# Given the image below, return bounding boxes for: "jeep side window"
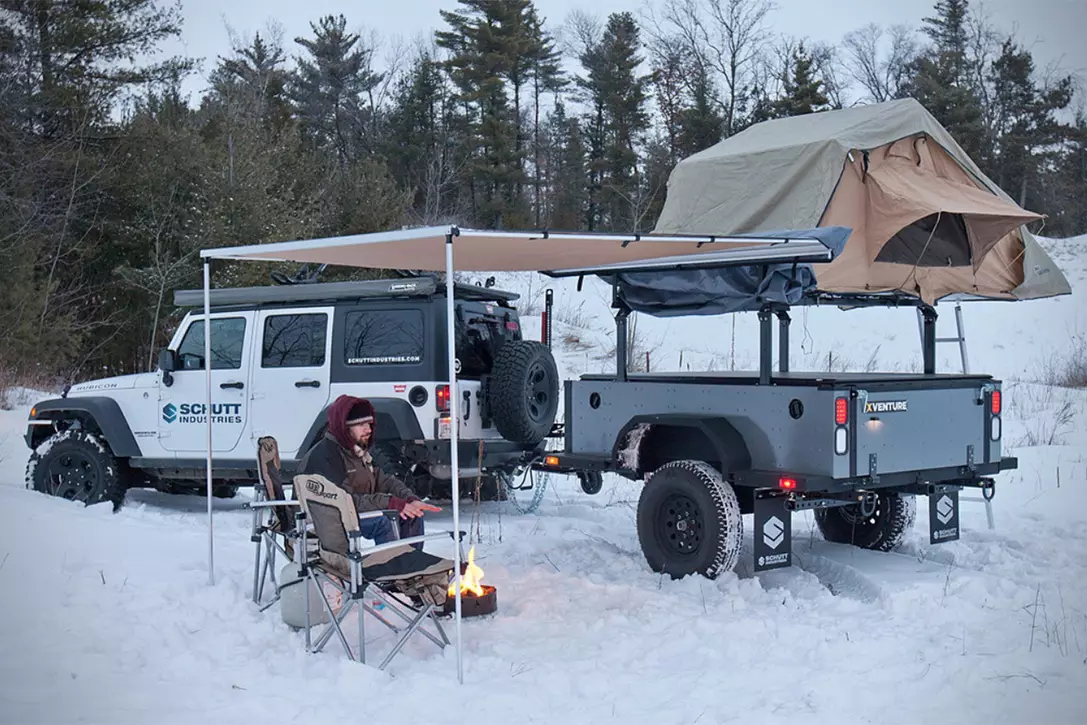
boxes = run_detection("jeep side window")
[343,309,423,365]
[176,318,247,370]
[261,313,328,368]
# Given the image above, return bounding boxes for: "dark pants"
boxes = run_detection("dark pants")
[357,513,424,547]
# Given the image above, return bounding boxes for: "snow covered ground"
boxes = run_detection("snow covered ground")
[1,236,1085,725]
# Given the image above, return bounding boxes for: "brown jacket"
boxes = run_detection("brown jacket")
[298,432,418,512]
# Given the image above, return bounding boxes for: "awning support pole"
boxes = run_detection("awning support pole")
[203,258,215,586]
[444,231,464,685]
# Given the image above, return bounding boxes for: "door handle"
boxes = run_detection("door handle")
[295,380,321,388]
[220,381,244,389]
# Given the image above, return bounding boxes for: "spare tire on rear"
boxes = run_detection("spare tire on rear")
[487,340,559,446]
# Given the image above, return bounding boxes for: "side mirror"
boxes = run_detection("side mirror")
[158,348,178,372]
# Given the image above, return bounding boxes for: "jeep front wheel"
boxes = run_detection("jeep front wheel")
[26,429,126,510]
[636,460,743,580]
[488,340,559,446]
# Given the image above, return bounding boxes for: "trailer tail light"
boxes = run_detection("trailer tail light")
[835,397,848,425]
[779,477,797,490]
[990,390,1001,415]
[545,455,560,467]
[436,384,450,412]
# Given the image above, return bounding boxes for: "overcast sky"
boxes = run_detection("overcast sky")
[162,0,1085,105]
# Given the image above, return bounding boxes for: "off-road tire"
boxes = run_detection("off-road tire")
[814,491,916,552]
[637,460,743,580]
[487,340,559,446]
[370,441,435,499]
[26,429,126,511]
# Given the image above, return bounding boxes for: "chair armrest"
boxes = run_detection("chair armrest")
[358,509,398,522]
[246,500,301,510]
[360,531,461,558]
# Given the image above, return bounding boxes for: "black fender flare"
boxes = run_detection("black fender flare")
[297,397,426,455]
[26,397,141,457]
[612,414,752,476]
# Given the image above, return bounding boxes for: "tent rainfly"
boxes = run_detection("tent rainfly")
[653,97,1071,305]
[197,224,845,683]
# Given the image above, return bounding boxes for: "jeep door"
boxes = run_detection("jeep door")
[249,307,332,459]
[158,313,254,453]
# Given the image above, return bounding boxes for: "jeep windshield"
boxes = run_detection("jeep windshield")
[454,300,521,378]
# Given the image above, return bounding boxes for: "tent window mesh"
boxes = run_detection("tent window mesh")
[876,212,971,267]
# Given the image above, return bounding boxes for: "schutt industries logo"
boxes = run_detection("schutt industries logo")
[936,495,955,525]
[762,515,785,550]
[162,403,177,423]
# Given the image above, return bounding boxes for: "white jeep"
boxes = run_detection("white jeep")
[24,275,560,508]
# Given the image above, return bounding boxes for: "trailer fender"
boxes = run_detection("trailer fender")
[612,415,752,476]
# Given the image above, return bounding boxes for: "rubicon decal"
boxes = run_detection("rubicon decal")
[865,400,908,414]
[162,402,243,424]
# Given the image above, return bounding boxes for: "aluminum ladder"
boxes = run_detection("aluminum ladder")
[916,301,995,529]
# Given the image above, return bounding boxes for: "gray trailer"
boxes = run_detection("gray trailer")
[533,231,1014,579]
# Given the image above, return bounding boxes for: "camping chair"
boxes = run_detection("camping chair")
[294,471,465,670]
[249,436,305,610]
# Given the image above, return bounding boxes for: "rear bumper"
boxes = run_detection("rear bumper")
[411,438,544,477]
[733,456,1018,493]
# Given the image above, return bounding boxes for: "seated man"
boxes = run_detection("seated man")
[299,394,440,544]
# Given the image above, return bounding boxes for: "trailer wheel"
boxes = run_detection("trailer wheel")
[636,460,743,580]
[814,491,916,552]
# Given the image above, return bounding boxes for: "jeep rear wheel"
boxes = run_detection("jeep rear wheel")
[488,340,559,446]
[26,429,126,510]
[814,491,916,552]
[636,460,743,580]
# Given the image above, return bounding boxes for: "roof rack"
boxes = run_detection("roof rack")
[173,277,519,309]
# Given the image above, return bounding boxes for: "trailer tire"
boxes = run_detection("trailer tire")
[488,340,559,446]
[637,460,743,580]
[814,491,916,552]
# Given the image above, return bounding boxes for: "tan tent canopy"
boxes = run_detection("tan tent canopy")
[654,97,1071,304]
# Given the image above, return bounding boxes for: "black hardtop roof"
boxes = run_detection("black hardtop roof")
[173,276,520,310]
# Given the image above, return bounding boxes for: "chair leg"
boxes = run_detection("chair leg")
[312,575,356,661]
[378,603,435,671]
[371,589,447,650]
[252,535,263,604]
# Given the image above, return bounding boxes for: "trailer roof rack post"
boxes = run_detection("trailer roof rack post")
[920,304,938,375]
[776,307,792,373]
[758,305,774,385]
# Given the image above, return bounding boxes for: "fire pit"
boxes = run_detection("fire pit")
[443,546,498,618]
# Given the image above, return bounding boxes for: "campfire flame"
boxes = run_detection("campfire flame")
[449,545,485,597]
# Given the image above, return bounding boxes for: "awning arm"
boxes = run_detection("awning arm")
[542,240,834,278]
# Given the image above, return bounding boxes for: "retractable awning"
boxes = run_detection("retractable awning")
[200,225,839,273]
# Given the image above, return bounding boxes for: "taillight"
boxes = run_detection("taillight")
[779,477,797,490]
[436,384,450,412]
[835,397,848,425]
[991,390,1001,415]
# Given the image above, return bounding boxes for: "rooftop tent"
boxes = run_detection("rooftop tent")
[653,97,1071,305]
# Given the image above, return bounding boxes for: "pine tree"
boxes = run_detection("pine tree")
[770,42,831,118]
[289,14,383,163]
[988,38,1074,209]
[576,12,652,231]
[901,0,987,162]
